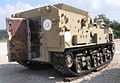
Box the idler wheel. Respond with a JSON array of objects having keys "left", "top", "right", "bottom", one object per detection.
[
  {"left": 65, "top": 52, "right": 73, "bottom": 68},
  {"left": 111, "top": 44, "right": 115, "bottom": 55}
]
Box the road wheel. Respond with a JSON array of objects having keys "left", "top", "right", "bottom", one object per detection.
[
  {"left": 92, "top": 56, "right": 98, "bottom": 67},
  {"left": 99, "top": 53, "right": 104, "bottom": 64},
  {"left": 103, "top": 48, "right": 108, "bottom": 62},
  {"left": 73, "top": 58, "right": 82, "bottom": 74},
  {"left": 86, "top": 56, "right": 92, "bottom": 70},
  {"left": 106, "top": 49, "right": 112, "bottom": 60}
]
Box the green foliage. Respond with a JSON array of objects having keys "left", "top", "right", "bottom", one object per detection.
[
  {"left": 113, "top": 29, "right": 120, "bottom": 38},
  {"left": 94, "top": 14, "right": 120, "bottom": 38},
  {"left": 94, "top": 14, "right": 112, "bottom": 27},
  {"left": 110, "top": 21, "right": 120, "bottom": 29}
]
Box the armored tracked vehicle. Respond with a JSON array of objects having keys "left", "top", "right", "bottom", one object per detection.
[{"left": 6, "top": 3, "right": 115, "bottom": 76}]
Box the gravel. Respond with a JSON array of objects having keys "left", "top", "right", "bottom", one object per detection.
[{"left": 0, "top": 39, "right": 120, "bottom": 83}]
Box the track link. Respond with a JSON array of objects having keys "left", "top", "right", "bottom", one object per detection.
[
  {"left": 64, "top": 62, "right": 110, "bottom": 82},
  {"left": 52, "top": 43, "right": 114, "bottom": 81}
]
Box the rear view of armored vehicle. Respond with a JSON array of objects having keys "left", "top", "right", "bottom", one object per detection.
[{"left": 6, "top": 3, "right": 115, "bottom": 76}]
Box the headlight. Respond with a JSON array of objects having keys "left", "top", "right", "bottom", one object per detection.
[{"left": 64, "top": 31, "right": 72, "bottom": 43}]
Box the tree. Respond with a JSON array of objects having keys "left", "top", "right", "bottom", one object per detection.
[
  {"left": 110, "top": 21, "right": 120, "bottom": 29},
  {"left": 94, "top": 14, "right": 120, "bottom": 38},
  {"left": 94, "top": 14, "right": 112, "bottom": 27}
]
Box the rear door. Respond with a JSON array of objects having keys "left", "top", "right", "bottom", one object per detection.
[{"left": 6, "top": 18, "right": 28, "bottom": 61}]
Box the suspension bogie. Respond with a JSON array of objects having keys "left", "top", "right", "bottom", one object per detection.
[{"left": 52, "top": 43, "right": 114, "bottom": 76}]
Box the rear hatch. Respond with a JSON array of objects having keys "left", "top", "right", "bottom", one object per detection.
[
  {"left": 6, "top": 17, "right": 42, "bottom": 62},
  {"left": 6, "top": 18, "right": 28, "bottom": 61}
]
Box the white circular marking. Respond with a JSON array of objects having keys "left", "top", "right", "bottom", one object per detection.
[{"left": 43, "top": 19, "right": 52, "bottom": 31}]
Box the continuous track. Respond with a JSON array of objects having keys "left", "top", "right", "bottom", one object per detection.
[
  {"left": 64, "top": 62, "right": 110, "bottom": 82},
  {"left": 52, "top": 43, "right": 114, "bottom": 79}
]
